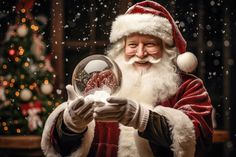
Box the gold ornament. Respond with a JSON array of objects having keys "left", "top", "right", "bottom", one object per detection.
[{"left": 16, "top": 128, "right": 21, "bottom": 133}]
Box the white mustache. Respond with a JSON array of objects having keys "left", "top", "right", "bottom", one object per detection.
[{"left": 125, "top": 56, "right": 161, "bottom": 65}]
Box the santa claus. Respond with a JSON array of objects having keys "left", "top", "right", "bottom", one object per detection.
[{"left": 41, "top": 1, "right": 213, "bottom": 157}]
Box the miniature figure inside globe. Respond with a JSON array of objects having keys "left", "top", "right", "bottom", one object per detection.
[{"left": 72, "top": 55, "right": 121, "bottom": 101}]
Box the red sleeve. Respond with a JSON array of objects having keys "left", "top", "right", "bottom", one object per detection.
[{"left": 172, "top": 74, "right": 213, "bottom": 143}]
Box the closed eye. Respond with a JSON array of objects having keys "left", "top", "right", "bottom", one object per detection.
[
  {"left": 144, "top": 43, "right": 156, "bottom": 47},
  {"left": 128, "top": 43, "right": 137, "bottom": 48}
]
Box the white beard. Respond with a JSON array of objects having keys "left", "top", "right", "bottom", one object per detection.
[{"left": 113, "top": 53, "right": 181, "bottom": 108}]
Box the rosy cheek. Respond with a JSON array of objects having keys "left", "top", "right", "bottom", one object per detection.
[
  {"left": 124, "top": 54, "right": 132, "bottom": 61},
  {"left": 124, "top": 48, "right": 135, "bottom": 57},
  {"left": 152, "top": 51, "right": 162, "bottom": 58}
]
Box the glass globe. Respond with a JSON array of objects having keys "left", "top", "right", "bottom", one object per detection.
[{"left": 72, "top": 54, "right": 121, "bottom": 97}]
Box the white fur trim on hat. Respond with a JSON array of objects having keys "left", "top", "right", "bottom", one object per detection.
[
  {"left": 177, "top": 52, "right": 198, "bottom": 73},
  {"left": 109, "top": 14, "right": 173, "bottom": 46}
]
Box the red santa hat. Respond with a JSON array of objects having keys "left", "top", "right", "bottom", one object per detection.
[{"left": 109, "top": 1, "right": 198, "bottom": 73}]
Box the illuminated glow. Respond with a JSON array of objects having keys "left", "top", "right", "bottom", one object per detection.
[
  {"left": 47, "top": 101, "right": 52, "bottom": 106},
  {"left": 21, "top": 18, "right": 26, "bottom": 23},
  {"left": 31, "top": 24, "right": 39, "bottom": 31},
  {"left": 11, "top": 79, "right": 15, "bottom": 83},
  {"left": 21, "top": 8, "right": 26, "bottom": 13},
  {"left": 9, "top": 49, "right": 15, "bottom": 55},
  {"left": 44, "top": 80, "right": 49, "bottom": 84},
  {"left": 4, "top": 126, "right": 8, "bottom": 131},
  {"left": 24, "top": 62, "right": 29, "bottom": 67},
  {"left": 15, "top": 91, "right": 20, "bottom": 96},
  {"left": 29, "top": 85, "right": 34, "bottom": 90},
  {"left": 33, "top": 83, "right": 37, "bottom": 87},
  {"left": 2, "top": 122, "right": 7, "bottom": 126},
  {"left": 15, "top": 57, "right": 20, "bottom": 62},
  {"left": 9, "top": 83, "right": 14, "bottom": 87},
  {"left": 16, "top": 128, "right": 21, "bottom": 133},
  {"left": 20, "top": 74, "right": 25, "bottom": 79},
  {"left": 3, "top": 81, "right": 8, "bottom": 86},
  {"left": 2, "top": 64, "right": 7, "bottom": 69},
  {"left": 18, "top": 47, "right": 25, "bottom": 55},
  {"left": 55, "top": 102, "right": 60, "bottom": 106}
]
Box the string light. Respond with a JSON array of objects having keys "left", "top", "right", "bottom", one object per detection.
[
  {"left": 44, "top": 80, "right": 49, "bottom": 84},
  {"left": 11, "top": 79, "right": 15, "bottom": 83},
  {"left": 3, "top": 81, "right": 8, "bottom": 86},
  {"left": 20, "top": 85, "right": 25, "bottom": 89},
  {"left": 15, "top": 57, "right": 20, "bottom": 62},
  {"left": 15, "top": 91, "right": 20, "bottom": 97},
  {"left": 29, "top": 85, "right": 34, "bottom": 90},
  {"left": 24, "top": 61, "right": 29, "bottom": 67},
  {"left": 32, "top": 82, "right": 37, "bottom": 87},
  {"left": 55, "top": 102, "right": 60, "bottom": 106},
  {"left": 29, "top": 83, "right": 37, "bottom": 90},
  {"left": 21, "top": 18, "right": 26, "bottom": 23},
  {"left": 16, "top": 128, "right": 21, "bottom": 133},
  {"left": 2, "top": 122, "right": 7, "bottom": 126},
  {"left": 4, "top": 126, "right": 8, "bottom": 131},
  {"left": 9, "top": 83, "right": 14, "bottom": 87},
  {"left": 20, "top": 74, "right": 25, "bottom": 79},
  {"left": 18, "top": 46, "right": 25, "bottom": 55},
  {"left": 47, "top": 101, "right": 52, "bottom": 106},
  {"left": 31, "top": 24, "right": 39, "bottom": 31},
  {"left": 21, "top": 8, "right": 26, "bottom": 13},
  {"left": 2, "top": 64, "right": 7, "bottom": 69}
]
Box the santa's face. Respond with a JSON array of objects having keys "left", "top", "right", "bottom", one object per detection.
[
  {"left": 111, "top": 37, "right": 180, "bottom": 106},
  {"left": 124, "top": 33, "right": 163, "bottom": 71}
]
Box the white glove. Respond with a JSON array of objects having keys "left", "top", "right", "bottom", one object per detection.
[
  {"left": 94, "top": 97, "right": 150, "bottom": 132},
  {"left": 63, "top": 85, "right": 94, "bottom": 133}
]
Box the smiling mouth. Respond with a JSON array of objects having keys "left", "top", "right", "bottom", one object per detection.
[
  {"left": 136, "top": 60, "right": 149, "bottom": 64},
  {"left": 134, "top": 61, "right": 151, "bottom": 66},
  {"left": 134, "top": 62, "right": 152, "bottom": 70}
]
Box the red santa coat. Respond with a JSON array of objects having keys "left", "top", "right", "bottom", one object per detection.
[{"left": 41, "top": 74, "right": 212, "bottom": 157}]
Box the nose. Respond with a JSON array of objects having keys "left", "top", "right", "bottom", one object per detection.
[{"left": 135, "top": 44, "right": 146, "bottom": 58}]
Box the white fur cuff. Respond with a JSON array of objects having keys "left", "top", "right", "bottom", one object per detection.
[
  {"left": 138, "top": 104, "right": 150, "bottom": 132},
  {"left": 153, "top": 106, "right": 196, "bottom": 157}
]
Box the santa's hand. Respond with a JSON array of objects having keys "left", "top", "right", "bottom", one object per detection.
[
  {"left": 94, "top": 97, "right": 150, "bottom": 132},
  {"left": 63, "top": 85, "right": 94, "bottom": 133}
]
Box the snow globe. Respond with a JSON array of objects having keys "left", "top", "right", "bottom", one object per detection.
[{"left": 72, "top": 54, "right": 121, "bottom": 102}]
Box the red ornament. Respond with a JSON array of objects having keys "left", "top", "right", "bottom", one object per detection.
[{"left": 8, "top": 49, "right": 16, "bottom": 56}]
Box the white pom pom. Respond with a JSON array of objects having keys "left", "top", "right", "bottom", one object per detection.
[{"left": 176, "top": 52, "right": 198, "bottom": 73}]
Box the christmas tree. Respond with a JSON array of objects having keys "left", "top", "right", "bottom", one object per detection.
[{"left": 0, "top": 1, "right": 62, "bottom": 135}]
